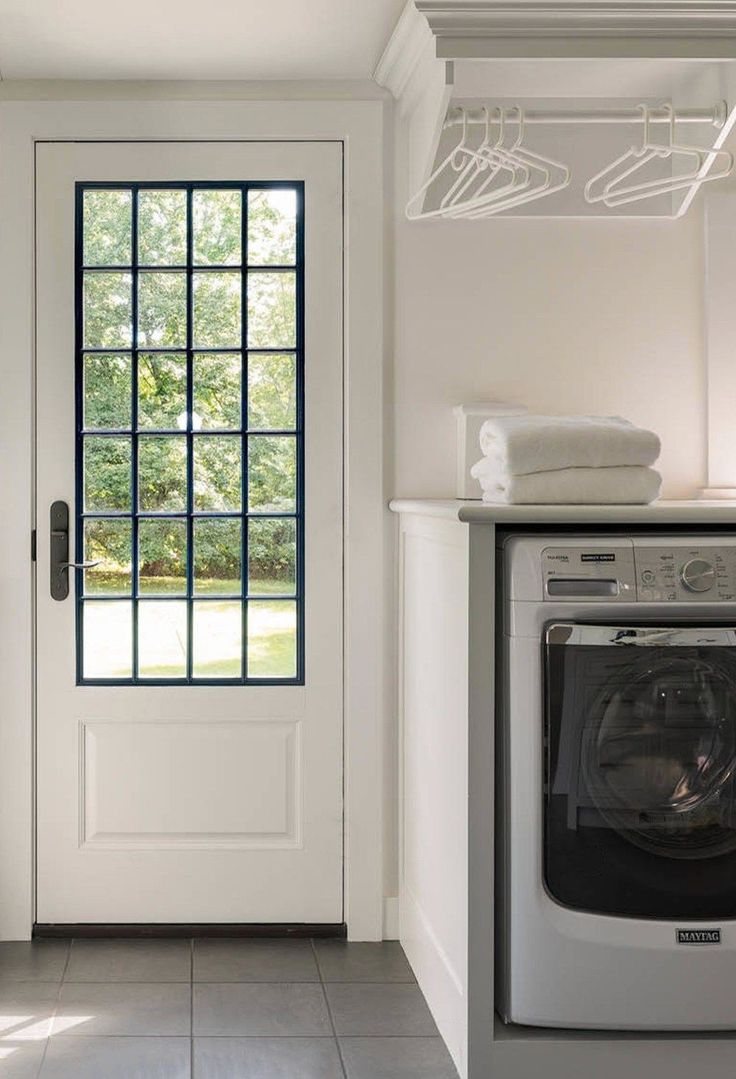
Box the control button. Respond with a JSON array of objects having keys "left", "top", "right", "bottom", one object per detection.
[
  {"left": 641, "top": 569, "right": 656, "bottom": 585},
  {"left": 680, "top": 558, "right": 716, "bottom": 593}
]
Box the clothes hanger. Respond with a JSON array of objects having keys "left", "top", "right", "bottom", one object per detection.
[
  {"left": 440, "top": 107, "right": 516, "bottom": 211},
  {"left": 601, "top": 102, "right": 733, "bottom": 207},
  {"left": 585, "top": 104, "right": 665, "bottom": 206},
  {"left": 406, "top": 109, "right": 516, "bottom": 221},
  {"left": 461, "top": 108, "right": 570, "bottom": 217},
  {"left": 440, "top": 107, "right": 526, "bottom": 216},
  {"left": 585, "top": 103, "right": 733, "bottom": 209},
  {"left": 443, "top": 107, "right": 543, "bottom": 218}
]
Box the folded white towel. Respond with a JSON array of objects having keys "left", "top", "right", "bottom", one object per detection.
[
  {"left": 472, "top": 464, "right": 662, "bottom": 505},
  {"left": 478, "top": 414, "right": 660, "bottom": 475}
]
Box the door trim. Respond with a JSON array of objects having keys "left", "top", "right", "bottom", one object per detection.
[{"left": 0, "top": 96, "right": 386, "bottom": 940}]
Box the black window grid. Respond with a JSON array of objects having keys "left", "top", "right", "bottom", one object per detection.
[{"left": 74, "top": 181, "right": 305, "bottom": 686}]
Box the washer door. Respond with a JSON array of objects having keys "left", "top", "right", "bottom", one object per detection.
[
  {"left": 583, "top": 652, "right": 736, "bottom": 858},
  {"left": 545, "top": 624, "right": 736, "bottom": 918}
]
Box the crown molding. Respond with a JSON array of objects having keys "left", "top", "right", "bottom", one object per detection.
[
  {"left": 374, "top": 1, "right": 434, "bottom": 99},
  {"left": 415, "top": 1, "right": 736, "bottom": 58},
  {"left": 375, "top": 2, "right": 736, "bottom": 97},
  {"left": 416, "top": 1, "right": 736, "bottom": 37}
]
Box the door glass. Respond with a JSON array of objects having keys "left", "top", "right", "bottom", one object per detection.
[
  {"left": 77, "top": 183, "right": 303, "bottom": 683},
  {"left": 579, "top": 652, "right": 736, "bottom": 858}
]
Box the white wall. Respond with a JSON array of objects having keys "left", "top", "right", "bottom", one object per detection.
[
  {"left": 384, "top": 112, "right": 709, "bottom": 923},
  {"left": 393, "top": 149, "right": 707, "bottom": 500}
]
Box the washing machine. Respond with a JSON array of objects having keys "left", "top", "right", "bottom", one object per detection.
[{"left": 498, "top": 533, "right": 736, "bottom": 1030}]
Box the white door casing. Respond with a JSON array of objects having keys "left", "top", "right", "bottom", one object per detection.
[{"left": 35, "top": 140, "right": 343, "bottom": 924}]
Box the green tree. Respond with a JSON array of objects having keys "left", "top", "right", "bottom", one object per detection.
[{"left": 82, "top": 186, "right": 299, "bottom": 589}]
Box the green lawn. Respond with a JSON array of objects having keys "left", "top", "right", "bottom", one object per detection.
[
  {"left": 83, "top": 574, "right": 297, "bottom": 679},
  {"left": 89, "top": 572, "right": 292, "bottom": 597}
]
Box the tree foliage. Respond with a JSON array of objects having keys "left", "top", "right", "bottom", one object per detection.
[{"left": 82, "top": 187, "right": 299, "bottom": 586}]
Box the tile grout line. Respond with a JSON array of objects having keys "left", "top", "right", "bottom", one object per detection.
[
  {"left": 311, "top": 938, "right": 349, "bottom": 1079},
  {"left": 190, "top": 937, "right": 194, "bottom": 1079},
  {"left": 34, "top": 938, "right": 73, "bottom": 1079}
]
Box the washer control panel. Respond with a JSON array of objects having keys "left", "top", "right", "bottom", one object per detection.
[
  {"left": 634, "top": 544, "right": 736, "bottom": 602},
  {"left": 538, "top": 539, "right": 736, "bottom": 603}
]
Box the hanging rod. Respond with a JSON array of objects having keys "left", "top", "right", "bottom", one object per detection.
[{"left": 444, "top": 102, "right": 727, "bottom": 129}]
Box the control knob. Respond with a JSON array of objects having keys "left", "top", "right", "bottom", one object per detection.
[{"left": 680, "top": 558, "right": 716, "bottom": 593}]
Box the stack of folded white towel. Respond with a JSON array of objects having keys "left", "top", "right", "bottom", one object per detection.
[{"left": 470, "top": 414, "right": 662, "bottom": 505}]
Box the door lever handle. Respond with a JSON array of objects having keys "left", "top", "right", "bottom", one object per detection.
[{"left": 51, "top": 500, "right": 97, "bottom": 601}]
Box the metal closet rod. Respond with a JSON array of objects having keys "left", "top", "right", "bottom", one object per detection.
[{"left": 444, "top": 102, "right": 728, "bottom": 128}]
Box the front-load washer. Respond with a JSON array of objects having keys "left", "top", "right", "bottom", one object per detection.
[{"left": 498, "top": 533, "right": 736, "bottom": 1030}]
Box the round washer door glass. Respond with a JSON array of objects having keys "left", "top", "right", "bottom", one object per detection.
[{"left": 582, "top": 652, "right": 736, "bottom": 859}]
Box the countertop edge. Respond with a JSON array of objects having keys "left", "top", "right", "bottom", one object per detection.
[{"left": 389, "top": 498, "right": 736, "bottom": 524}]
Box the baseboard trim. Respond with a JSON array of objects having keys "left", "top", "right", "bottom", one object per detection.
[
  {"left": 33, "top": 922, "right": 347, "bottom": 939},
  {"left": 383, "top": 896, "right": 400, "bottom": 940}
]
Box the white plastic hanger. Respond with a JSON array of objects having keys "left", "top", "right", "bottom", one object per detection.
[
  {"left": 585, "top": 103, "right": 733, "bottom": 209},
  {"left": 440, "top": 107, "right": 524, "bottom": 213},
  {"left": 585, "top": 104, "right": 665, "bottom": 205},
  {"left": 406, "top": 109, "right": 516, "bottom": 221},
  {"left": 442, "top": 107, "right": 532, "bottom": 216},
  {"left": 460, "top": 108, "right": 570, "bottom": 217},
  {"left": 441, "top": 107, "right": 544, "bottom": 218}
]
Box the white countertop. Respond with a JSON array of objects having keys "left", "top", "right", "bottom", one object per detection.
[{"left": 389, "top": 498, "right": 736, "bottom": 524}]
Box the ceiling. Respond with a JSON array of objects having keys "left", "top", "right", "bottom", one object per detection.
[{"left": 0, "top": 0, "right": 406, "bottom": 81}]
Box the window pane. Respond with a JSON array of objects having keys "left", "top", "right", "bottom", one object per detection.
[
  {"left": 83, "top": 353, "right": 132, "bottom": 430},
  {"left": 248, "top": 436, "right": 296, "bottom": 513},
  {"left": 78, "top": 183, "right": 304, "bottom": 685},
  {"left": 193, "top": 601, "right": 242, "bottom": 679},
  {"left": 138, "top": 272, "right": 187, "bottom": 348},
  {"left": 247, "top": 600, "right": 297, "bottom": 679},
  {"left": 193, "top": 353, "right": 241, "bottom": 430},
  {"left": 247, "top": 272, "right": 296, "bottom": 349},
  {"left": 139, "top": 601, "right": 187, "bottom": 679},
  {"left": 193, "top": 189, "right": 241, "bottom": 266},
  {"left": 139, "top": 436, "right": 187, "bottom": 512},
  {"left": 84, "top": 436, "right": 131, "bottom": 511},
  {"left": 138, "top": 353, "right": 187, "bottom": 430},
  {"left": 247, "top": 353, "right": 296, "bottom": 431},
  {"left": 83, "top": 272, "right": 132, "bottom": 348},
  {"left": 138, "top": 189, "right": 187, "bottom": 266},
  {"left": 194, "top": 435, "right": 241, "bottom": 511},
  {"left": 83, "top": 518, "right": 132, "bottom": 595},
  {"left": 139, "top": 518, "right": 187, "bottom": 595},
  {"left": 248, "top": 518, "right": 296, "bottom": 596},
  {"left": 193, "top": 272, "right": 241, "bottom": 348},
  {"left": 194, "top": 518, "right": 241, "bottom": 595},
  {"left": 83, "top": 601, "right": 132, "bottom": 679},
  {"left": 248, "top": 189, "right": 296, "bottom": 266},
  {"left": 83, "top": 190, "right": 132, "bottom": 266}
]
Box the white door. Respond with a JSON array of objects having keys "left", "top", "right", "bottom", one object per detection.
[{"left": 35, "top": 141, "right": 343, "bottom": 925}]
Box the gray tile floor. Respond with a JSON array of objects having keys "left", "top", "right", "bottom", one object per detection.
[{"left": 0, "top": 938, "right": 459, "bottom": 1078}]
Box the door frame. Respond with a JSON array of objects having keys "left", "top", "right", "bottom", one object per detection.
[{"left": 0, "top": 92, "right": 387, "bottom": 941}]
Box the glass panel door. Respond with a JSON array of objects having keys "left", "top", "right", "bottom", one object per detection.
[{"left": 36, "top": 140, "right": 343, "bottom": 925}]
